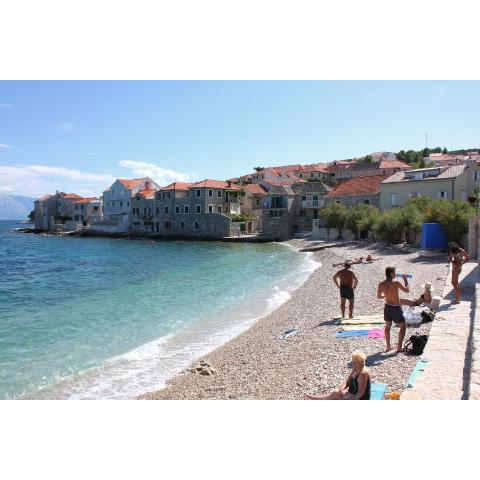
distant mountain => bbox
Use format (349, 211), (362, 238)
(0, 194), (36, 220)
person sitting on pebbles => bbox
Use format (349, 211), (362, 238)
(305, 350), (371, 400)
(400, 282), (433, 307)
(333, 254), (381, 267)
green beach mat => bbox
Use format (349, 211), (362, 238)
(371, 383), (387, 400)
(406, 360), (429, 388)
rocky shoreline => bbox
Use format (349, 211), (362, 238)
(139, 240), (449, 400)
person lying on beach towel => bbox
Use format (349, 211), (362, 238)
(305, 350), (371, 400)
(332, 254), (381, 267)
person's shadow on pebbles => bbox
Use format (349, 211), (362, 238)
(365, 351), (397, 367)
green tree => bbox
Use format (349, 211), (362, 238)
(374, 209), (404, 243)
(442, 147), (448, 154)
(253, 166), (263, 172)
(345, 204), (380, 239)
(319, 203), (348, 230)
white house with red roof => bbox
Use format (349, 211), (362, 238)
(94, 177), (160, 233)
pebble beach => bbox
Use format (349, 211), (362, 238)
(139, 241), (449, 400)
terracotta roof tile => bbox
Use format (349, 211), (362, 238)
(37, 194), (53, 202)
(189, 179), (241, 190)
(325, 175), (390, 198)
(245, 184), (268, 195)
(160, 182), (193, 191)
(62, 193), (83, 199)
(118, 178), (149, 189)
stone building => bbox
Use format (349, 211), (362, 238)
(34, 191), (85, 230)
(130, 187), (157, 232)
(95, 177), (160, 233)
(261, 182), (330, 240)
(153, 180), (243, 238)
(71, 197), (103, 227)
(324, 174), (390, 208)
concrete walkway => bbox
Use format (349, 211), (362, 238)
(401, 261), (478, 400)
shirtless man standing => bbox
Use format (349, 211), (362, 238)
(333, 262), (358, 319)
(377, 267), (409, 353)
(449, 244), (469, 304)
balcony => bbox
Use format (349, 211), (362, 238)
(301, 200), (323, 208)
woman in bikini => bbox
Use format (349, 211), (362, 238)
(305, 350), (371, 400)
(449, 244), (469, 304)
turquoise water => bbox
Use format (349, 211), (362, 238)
(0, 221), (318, 399)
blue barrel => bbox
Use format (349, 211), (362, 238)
(421, 223), (448, 250)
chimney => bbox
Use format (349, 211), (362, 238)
(227, 181), (231, 188)
(145, 180), (150, 190)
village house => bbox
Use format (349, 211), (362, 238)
(152, 180), (244, 238)
(379, 164), (479, 211)
(424, 151), (480, 167)
(130, 187), (157, 232)
(71, 197), (103, 227)
(325, 155), (411, 187)
(261, 182), (330, 240)
(34, 192), (86, 231)
(236, 183), (268, 233)
(94, 178), (160, 233)
(324, 174), (390, 208)
(293, 164), (329, 181)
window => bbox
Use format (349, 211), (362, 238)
(120, 201), (123, 207)
(271, 196), (284, 208)
(256, 199), (260, 206)
(363, 199), (370, 205)
(127, 202), (129, 207)
(461, 190), (468, 201)
(175, 206), (180, 214)
(301, 195), (307, 203)
(312, 195), (319, 206)
(208, 189), (213, 197)
(208, 205), (213, 213)
(217, 205), (222, 213)
(437, 191), (448, 199)
(300, 210), (306, 217)
(165, 221), (171, 229)
(184, 205), (189, 214)
(156, 207), (159, 214)
(196, 205), (201, 214)
(196, 189), (201, 197)
(390, 193), (397, 207)
(93, 206), (98, 211)
(180, 221), (185, 229)
(75, 205), (78, 210)
(194, 221), (199, 230)
(310, 173), (314, 178)
(269, 210), (283, 217)
(164, 206), (169, 214)
(217, 190), (222, 198)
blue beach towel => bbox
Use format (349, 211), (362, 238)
(371, 383), (387, 400)
(335, 330), (370, 338)
(406, 360), (429, 388)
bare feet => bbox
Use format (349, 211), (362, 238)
(385, 346), (393, 353)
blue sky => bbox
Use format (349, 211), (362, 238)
(1, 81), (480, 197)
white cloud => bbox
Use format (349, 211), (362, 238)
(0, 143), (13, 149)
(0, 103), (13, 108)
(0, 164), (114, 197)
(0, 186), (13, 192)
(55, 121), (76, 133)
(119, 160), (192, 185)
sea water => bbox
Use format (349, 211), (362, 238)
(0, 221), (318, 399)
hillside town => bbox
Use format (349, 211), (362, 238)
(33, 150), (480, 241)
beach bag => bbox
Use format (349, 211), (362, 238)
(404, 334), (428, 355)
(421, 307), (435, 323)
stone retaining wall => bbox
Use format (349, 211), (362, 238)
(468, 285), (480, 399)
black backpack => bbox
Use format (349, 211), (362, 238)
(404, 334), (428, 355)
(421, 307), (435, 323)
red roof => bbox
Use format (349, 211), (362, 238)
(245, 184), (268, 195)
(263, 178), (306, 186)
(136, 188), (157, 199)
(118, 178), (149, 189)
(62, 193), (83, 199)
(189, 179), (241, 190)
(325, 175), (390, 198)
(379, 160), (412, 170)
(299, 164), (329, 173)
(37, 194), (52, 202)
(72, 197), (98, 204)
(160, 182), (193, 191)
